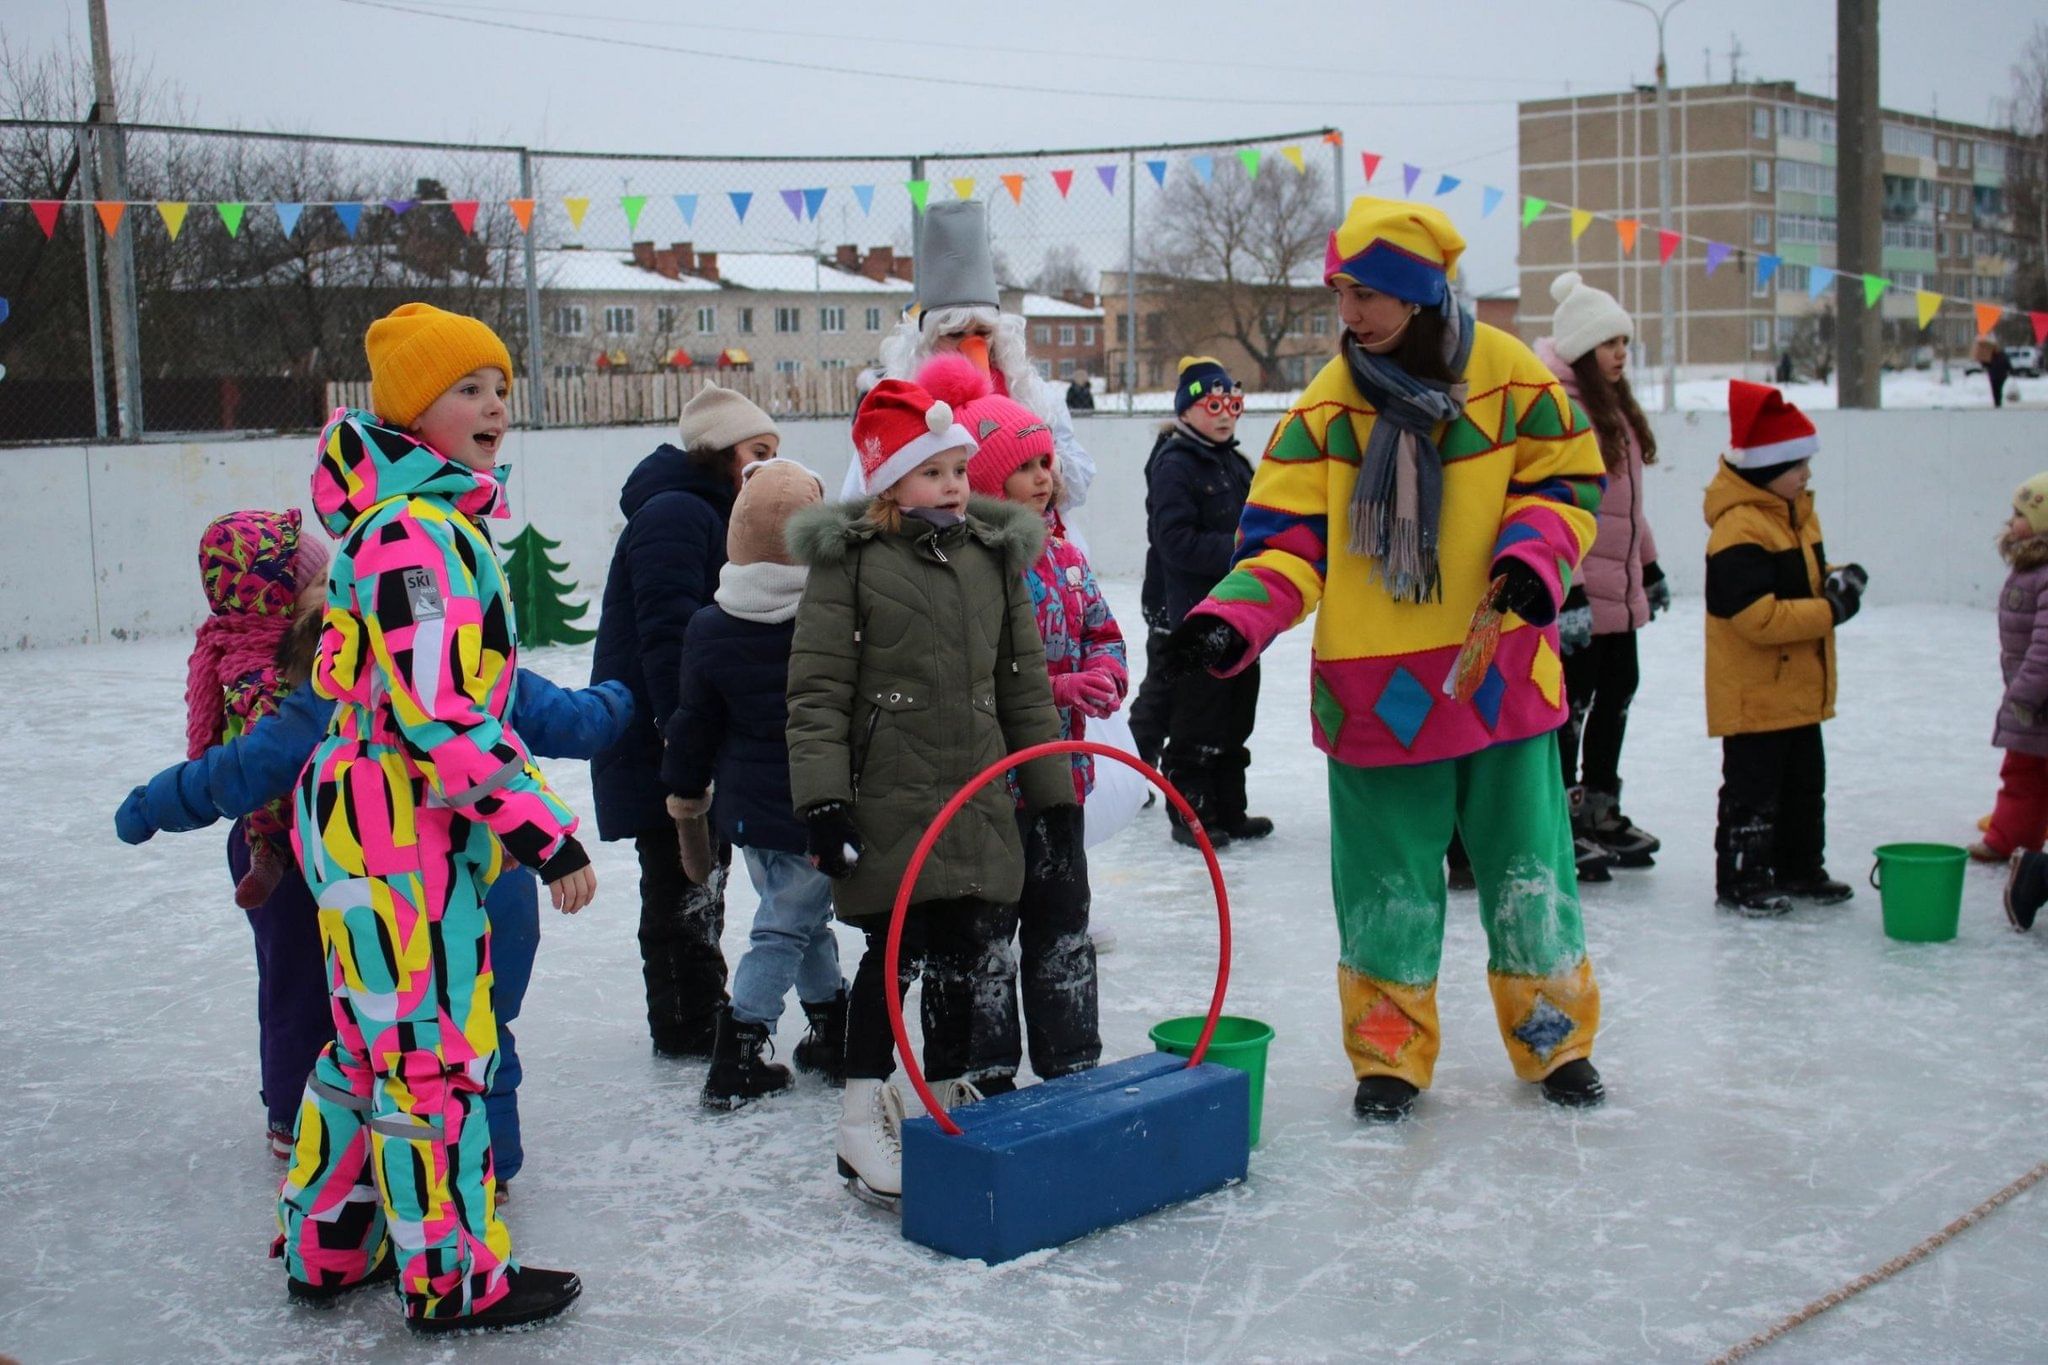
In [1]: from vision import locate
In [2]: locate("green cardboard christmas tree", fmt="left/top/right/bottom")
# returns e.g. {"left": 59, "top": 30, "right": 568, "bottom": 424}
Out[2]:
{"left": 502, "top": 523, "right": 596, "bottom": 645}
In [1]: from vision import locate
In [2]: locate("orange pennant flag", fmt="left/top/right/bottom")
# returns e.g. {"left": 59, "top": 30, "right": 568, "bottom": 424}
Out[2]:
{"left": 562, "top": 196, "right": 590, "bottom": 230}
{"left": 155, "top": 202, "right": 190, "bottom": 240}
{"left": 1321, "top": 130, "right": 1343, "bottom": 144}
{"left": 1975, "top": 302, "right": 2004, "bottom": 338}
{"left": 1000, "top": 173, "right": 1025, "bottom": 204}
{"left": 508, "top": 198, "right": 535, "bottom": 232}
{"left": 95, "top": 200, "right": 126, "bottom": 236}
{"left": 1614, "top": 218, "right": 1640, "bottom": 253}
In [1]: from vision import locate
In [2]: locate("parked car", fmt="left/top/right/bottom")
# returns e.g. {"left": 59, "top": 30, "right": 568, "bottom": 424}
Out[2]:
{"left": 1966, "top": 346, "right": 2041, "bottom": 378}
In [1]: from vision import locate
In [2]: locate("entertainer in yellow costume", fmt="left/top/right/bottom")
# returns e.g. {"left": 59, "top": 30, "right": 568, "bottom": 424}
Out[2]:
{"left": 1163, "top": 198, "right": 1610, "bottom": 1119}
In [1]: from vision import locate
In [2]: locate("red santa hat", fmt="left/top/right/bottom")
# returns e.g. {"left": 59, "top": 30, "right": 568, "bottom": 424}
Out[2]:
{"left": 1726, "top": 379, "right": 1819, "bottom": 470}
{"left": 916, "top": 354, "right": 1054, "bottom": 498}
{"left": 852, "top": 377, "right": 976, "bottom": 496}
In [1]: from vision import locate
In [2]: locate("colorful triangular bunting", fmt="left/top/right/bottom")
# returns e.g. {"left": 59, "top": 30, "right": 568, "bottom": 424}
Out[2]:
{"left": 155, "top": 202, "right": 189, "bottom": 240}
{"left": 951, "top": 177, "right": 976, "bottom": 201}
{"left": 1862, "top": 274, "right": 1888, "bottom": 309}
{"left": 1000, "top": 174, "right": 1025, "bottom": 204}
{"left": 1360, "top": 151, "right": 1381, "bottom": 182}
{"left": 729, "top": 190, "right": 753, "bottom": 222}
{"left": 1703, "top": 241, "right": 1732, "bottom": 275}
{"left": 1569, "top": 208, "right": 1592, "bottom": 242}
{"left": 1097, "top": 164, "right": 1118, "bottom": 194}
{"left": 30, "top": 200, "right": 61, "bottom": 238}
{"left": 1808, "top": 265, "right": 1836, "bottom": 299}
{"left": 673, "top": 193, "right": 698, "bottom": 226}
{"left": 780, "top": 188, "right": 804, "bottom": 221}
{"left": 1916, "top": 290, "right": 1944, "bottom": 329}
{"left": 334, "top": 203, "right": 362, "bottom": 237}
{"left": 1480, "top": 186, "right": 1503, "bottom": 219}
{"left": 275, "top": 202, "right": 304, "bottom": 237}
{"left": 905, "top": 180, "right": 929, "bottom": 213}
{"left": 1520, "top": 196, "right": 1547, "bottom": 228}
{"left": 1238, "top": 148, "right": 1261, "bottom": 179}
{"left": 851, "top": 185, "right": 874, "bottom": 216}
{"left": 1615, "top": 218, "right": 1640, "bottom": 253}
{"left": 383, "top": 199, "right": 415, "bottom": 216}
{"left": 1280, "top": 145, "right": 1305, "bottom": 173}
{"left": 508, "top": 198, "right": 534, "bottom": 232}
{"left": 216, "top": 202, "right": 246, "bottom": 237}
{"left": 1757, "top": 254, "right": 1782, "bottom": 289}
{"left": 803, "top": 187, "right": 827, "bottom": 220}
{"left": 562, "top": 196, "right": 590, "bottom": 229}
{"left": 1436, "top": 174, "right": 1461, "bottom": 197}
{"left": 1145, "top": 159, "right": 1167, "bottom": 186}
{"left": 449, "top": 200, "right": 480, "bottom": 234}
{"left": 1402, "top": 163, "right": 1421, "bottom": 196}
{"left": 2033, "top": 312, "right": 2048, "bottom": 346}
{"left": 621, "top": 194, "right": 647, "bottom": 232}
{"left": 1975, "top": 301, "right": 2003, "bottom": 337}
{"left": 1191, "top": 154, "right": 1213, "bottom": 184}
{"left": 94, "top": 201, "right": 125, "bottom": 236}
{"left": 1051, "top": 168, "right": 1074, "bottom": 198}
{"left": 1656, "top": 229, "right": 1680, "bottom": 264}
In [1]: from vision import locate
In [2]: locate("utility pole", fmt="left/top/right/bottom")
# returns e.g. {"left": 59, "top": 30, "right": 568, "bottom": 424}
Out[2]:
{"left": 88, "top": 0, "right": 143, "bottom": 438}
{"left": 1835, "top": 0, "right": 1882, "bottom": 407}
{"left": 1613, "top": 0, "right": 1687, "bottom": 411}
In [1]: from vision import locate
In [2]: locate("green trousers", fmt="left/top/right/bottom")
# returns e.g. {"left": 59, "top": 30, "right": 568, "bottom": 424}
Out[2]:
{"left": 1327, "top": 734, "right": 1599, "bottom": 1087}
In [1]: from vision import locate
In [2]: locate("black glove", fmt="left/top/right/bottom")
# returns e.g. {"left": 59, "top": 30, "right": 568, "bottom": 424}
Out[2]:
{"left": 1644, "top": 561, "right": 1671, "bottom": 619}
{"left": 1156, "top": 617, "right": 1248, "bottom": 684}
{"left": 1492, "top": 559, "right": 1553, "bottom": 625}
{"left": 1824, "top": 564, "right": 1867, "bottom": 625}
{"left": 805, "top": 800, "right": 863, "bottom": 879}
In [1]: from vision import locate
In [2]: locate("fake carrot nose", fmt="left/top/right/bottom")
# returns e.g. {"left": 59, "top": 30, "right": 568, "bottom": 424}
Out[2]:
{"left": 959, "top": 334, "right": 991, "bottom": 373}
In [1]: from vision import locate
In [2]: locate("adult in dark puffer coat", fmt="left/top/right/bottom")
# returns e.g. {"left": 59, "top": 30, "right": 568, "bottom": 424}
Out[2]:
{"left": 591, "top": 382, "right": 782, "bottom": 1057}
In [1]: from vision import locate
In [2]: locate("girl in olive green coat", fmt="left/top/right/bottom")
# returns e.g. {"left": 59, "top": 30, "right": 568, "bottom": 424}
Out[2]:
{"left": 786, "top": 378, "right": 1069, "bottom": 1208}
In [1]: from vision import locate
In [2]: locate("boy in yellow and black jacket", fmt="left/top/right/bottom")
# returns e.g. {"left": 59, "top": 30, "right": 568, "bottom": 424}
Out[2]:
{"left": 1704, "top": 381, "right": 1867, "bottom": 916}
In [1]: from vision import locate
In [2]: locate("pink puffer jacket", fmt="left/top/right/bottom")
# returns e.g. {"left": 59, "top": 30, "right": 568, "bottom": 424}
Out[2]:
{"left": 1537, "top": 336, "right": 1658, "bottom": 635}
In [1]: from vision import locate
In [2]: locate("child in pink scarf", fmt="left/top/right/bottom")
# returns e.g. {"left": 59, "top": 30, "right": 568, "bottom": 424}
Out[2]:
{"left": 183, "top": 508, "right": 329, "bottom": 908}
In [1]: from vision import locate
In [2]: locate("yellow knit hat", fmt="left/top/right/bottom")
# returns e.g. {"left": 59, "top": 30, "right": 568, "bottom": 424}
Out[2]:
{"left": 1324, "top": 196, "right": 1466, "bottom": 306}
{"left": 365, "top": 302, "right": 515, "bottom": 428}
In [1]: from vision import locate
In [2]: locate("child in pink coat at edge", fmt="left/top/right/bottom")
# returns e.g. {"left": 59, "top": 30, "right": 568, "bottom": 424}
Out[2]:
{"left": 920, "top": 354, "right": 1128, "bottom": 1091}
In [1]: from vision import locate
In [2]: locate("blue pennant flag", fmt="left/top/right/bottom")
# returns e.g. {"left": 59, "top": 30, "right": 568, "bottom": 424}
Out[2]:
{"left": 1480, "top": 186, "right": 1503, "bottom": 218}
{"left": 853, "top": 184, "right": 876, "bottom": 215}
{"left": 1808, "top": 265, "right": 1836, "bottom": 299}
{"left": 803, "top": 187, "right": 827, "bottom": 220}
{"left": 1435, "top": 174, "right": 1461, "bottom": 197}
{"left": 1757, "top": 254, "right": 1782, "bottom": 288}
{"left": 729, "top": 190, "right": 753, "bottom": 223}
{"left": 673, "top": 193, "right": 698, "bottom": 226}
{"left": 274, "top": 202, "right": 304, "bottom": 237}
{"left": 1145, "top": 159, "right": 1167, "bottom": 186}
{"left": 333, "top": 203, "right": 363, "bottom": 237}
{"left": 1191, "top": 154, "right": 1214, "bottom": 183}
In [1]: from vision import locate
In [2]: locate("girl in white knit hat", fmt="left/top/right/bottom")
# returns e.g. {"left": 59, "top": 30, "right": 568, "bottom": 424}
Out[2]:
{"left": 1535, "top": 270, "right": 1667, "bottom": 879}
{"left": 590, "top": 381, "right": 782, "bottom": 1059}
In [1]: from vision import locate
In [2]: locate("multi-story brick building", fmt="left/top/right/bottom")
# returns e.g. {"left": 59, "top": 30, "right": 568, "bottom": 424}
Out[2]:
{"left": 1009, "top": 291, "right": 1107, "bottom": 384}
{"left": 1518, "top": 81, "right": 2030, "bottom": 376}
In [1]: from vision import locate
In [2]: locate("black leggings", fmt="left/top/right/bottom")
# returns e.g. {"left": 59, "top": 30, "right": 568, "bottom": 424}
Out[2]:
{"left": 842, "top": 898, "right": 1009, "bottom": 1082}
{"left": 1558, "top": 630, "right": 1640, "bottom": 793}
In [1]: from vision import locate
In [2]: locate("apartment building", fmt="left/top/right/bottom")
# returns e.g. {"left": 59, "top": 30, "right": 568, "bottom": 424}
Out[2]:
{"left": 1518, "top": 81, "right": 2032, "bottom": 375}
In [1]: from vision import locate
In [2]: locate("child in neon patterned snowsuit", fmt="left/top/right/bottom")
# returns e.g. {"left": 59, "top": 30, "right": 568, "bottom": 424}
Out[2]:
{"left": 279, "top": 303, "right": 590, "bottom": 1334}
{"left": 1168, "top": 197, "right": 1609, "bottom": 1119}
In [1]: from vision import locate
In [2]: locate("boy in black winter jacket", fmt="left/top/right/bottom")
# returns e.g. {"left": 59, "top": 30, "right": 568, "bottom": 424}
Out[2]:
{"left": 663, "top": 459, "right": 847, "bottom": 1110}
{"left": 1134, "top": 356, "right": 1271, "bottom": 847}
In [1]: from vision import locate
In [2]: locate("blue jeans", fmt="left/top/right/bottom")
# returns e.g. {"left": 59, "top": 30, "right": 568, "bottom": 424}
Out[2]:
{"left": 729, "top": 847, "right": 843, "bottom": 1028}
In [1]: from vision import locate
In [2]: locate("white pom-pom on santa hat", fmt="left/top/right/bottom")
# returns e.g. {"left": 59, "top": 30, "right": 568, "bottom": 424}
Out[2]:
{"left": 851, "top": 378, "right": 976, "bottom": 496}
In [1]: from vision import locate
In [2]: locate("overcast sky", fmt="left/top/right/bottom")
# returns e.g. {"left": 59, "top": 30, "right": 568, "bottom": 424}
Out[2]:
{"left": 12, "top": 0, "right": 2042, "bottom": 293}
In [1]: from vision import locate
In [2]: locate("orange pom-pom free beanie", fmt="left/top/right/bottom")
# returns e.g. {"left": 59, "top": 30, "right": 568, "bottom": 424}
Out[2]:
{"left": 365, "top": 302, "right": 514, "bottom": 428}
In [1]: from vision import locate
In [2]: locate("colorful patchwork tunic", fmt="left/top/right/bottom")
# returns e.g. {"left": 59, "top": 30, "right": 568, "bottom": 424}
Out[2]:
{"left": 1186, "top": 326, "right": 1609, "bottom": 1090}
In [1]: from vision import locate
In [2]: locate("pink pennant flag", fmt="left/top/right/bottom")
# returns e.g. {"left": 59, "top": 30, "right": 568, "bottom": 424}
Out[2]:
{"left": 1051, "top": 168, "right": 1074, "bottom": 198}
{"left": 1361, "top": 152, "right": 1381, "bottom": 183}
{"left": 449, "top": 201, "right": 480, "bottom": 234}
{"left": 1657, "top": 229, "right": 1681, "bottom": 264}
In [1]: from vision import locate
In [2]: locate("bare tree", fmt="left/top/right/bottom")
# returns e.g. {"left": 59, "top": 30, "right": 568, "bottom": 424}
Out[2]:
{"left": 1139, "top": 159, "right": 1331, "bottom": 389}
{"left": 2005, "top": 23, "right": 2048, "bottom": 316}
{"left": 1031, "top": 242, "right": 1094, "bottom": 299}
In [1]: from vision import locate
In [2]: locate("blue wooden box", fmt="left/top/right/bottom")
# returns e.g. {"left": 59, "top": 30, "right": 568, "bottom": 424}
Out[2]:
{"left": 899, "top": 1051, "right": 1250, "bottom": 1263}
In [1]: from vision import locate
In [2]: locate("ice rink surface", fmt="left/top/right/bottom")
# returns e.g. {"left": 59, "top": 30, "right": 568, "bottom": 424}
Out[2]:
{"left": 4, "top": 587, "right": 2044, "bottom": 1363}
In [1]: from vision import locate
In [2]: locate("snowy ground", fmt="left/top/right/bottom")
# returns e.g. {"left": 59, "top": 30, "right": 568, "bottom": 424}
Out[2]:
{"left": 5, "top": 585, "right": 2047, "bottom": 1364}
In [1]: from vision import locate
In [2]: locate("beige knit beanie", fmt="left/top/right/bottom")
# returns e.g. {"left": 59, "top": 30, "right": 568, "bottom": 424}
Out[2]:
{"left": 678, "top": 381, "right": 778, "bottom": 454}
{"left": 1548, "top": 271, "right": 1634, "bottom": 365}
{"left": 727, "top": 458, "right": 824, "bottom": 566}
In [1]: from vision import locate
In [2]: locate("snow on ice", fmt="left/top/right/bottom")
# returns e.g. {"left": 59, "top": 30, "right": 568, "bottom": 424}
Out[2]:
{"left": 3, "top": 585, "right": 2046, "bottom": 1362}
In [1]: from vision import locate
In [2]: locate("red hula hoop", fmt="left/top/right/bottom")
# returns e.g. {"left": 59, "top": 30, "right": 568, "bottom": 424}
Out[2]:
{"left": 883, "top": 739, "right": 1232, "bottom": 1137}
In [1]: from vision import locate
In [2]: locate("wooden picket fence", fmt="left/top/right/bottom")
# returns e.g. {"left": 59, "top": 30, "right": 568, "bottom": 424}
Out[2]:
{"left": 326, "top": 366, "right": 868, "bottom": 428}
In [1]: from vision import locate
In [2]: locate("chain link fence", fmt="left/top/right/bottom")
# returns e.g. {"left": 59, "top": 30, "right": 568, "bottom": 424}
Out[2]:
{"left": 0, "top": 119, "right": 1342, "bottom": 443}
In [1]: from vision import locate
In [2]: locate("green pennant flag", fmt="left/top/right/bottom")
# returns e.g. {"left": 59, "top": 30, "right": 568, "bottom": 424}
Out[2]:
{"left": 1862, "top": 274, "right": 1889, "bottom": 308}
{"left": 1520, "top": 196, "right": 1547, "bottom": 228}
{"left": 1237, "top": 147, "right": 1262, "bottom": 179}
{"left": 620, "top": 194, "right": 647, "bottom": 232}
{"left": 216, "top": 202, "right": 247, "bottom": 237}
{"left": 906, "top": 179, "right": 930, "bottom": 213}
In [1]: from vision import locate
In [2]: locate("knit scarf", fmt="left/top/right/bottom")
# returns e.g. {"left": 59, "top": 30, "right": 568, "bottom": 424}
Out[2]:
{"left": 184, "top": 613, "right": 293, "bottom": 759}
{"left": 715, "top": 560, "right": 809, "bottom": 623}
{"left": 1342, "top": 296, "right": 1476, "bottom": 604}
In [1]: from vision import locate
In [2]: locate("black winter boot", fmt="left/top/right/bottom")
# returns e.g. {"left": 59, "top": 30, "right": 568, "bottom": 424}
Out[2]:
{"left": 1352, "top": 1075, "right": 1419, "bottom": 1121}
{"left": 793, "top": 988, "right": 848, "bottom": 1087}
{"left": 1776, "top": 871, "right": 1853, "bottom": 905}
{"left": 2006, "top": 850, "right": 2048, "bottom": 931}
{"left": 701, "top": 1005, "right": 793, "bottom": 1112}
{"left": 1540, "top": 1058, "right": 1606, "bottom": 1108}
{"left": 406, "top": 1266, "right": 582, "bottom": 1336}
{"left": 1584, "top": 785, "right": 1659, "bottom": 867}
{"left": 1163, "top": 746, "right": 1232, "bottom": 851}
{"left": 1218, "top": 747, "right": 1274, "bottom": 840}
{"left": 1716, "top": 806, "right": 1791, "bottom": 917}
{"left": 1569, "top": 788, "right": 1617, "bottom": 884}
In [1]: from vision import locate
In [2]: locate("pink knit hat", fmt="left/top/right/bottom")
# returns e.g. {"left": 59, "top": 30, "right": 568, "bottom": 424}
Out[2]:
{"left": 917, "top": 354, "right": 1053, "bottom": 498}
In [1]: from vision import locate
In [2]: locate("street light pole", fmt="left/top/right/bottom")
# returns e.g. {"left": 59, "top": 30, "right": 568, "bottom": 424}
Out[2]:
{"left": 1613, "top": 0, "right": 1688, "bottom": 412}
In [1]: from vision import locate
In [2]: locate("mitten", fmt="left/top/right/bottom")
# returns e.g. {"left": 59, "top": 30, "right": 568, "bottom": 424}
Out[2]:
{"left": 1157, "top": 617, "right": 1247, "bottom": 683}
{"left": 805, "top": 801, "right": 863, "bottom": 879}
{"left": 2008, "top": 699, "right": 2039, "bottom": 728}
{"left": 1491, "top": 559, "right": 1554, "bottom": 625}
{"left": 1644, "top": 562, "right": 1671, "bottom": 618}
{"left": 1823, "top": 566, "right": 1864, "bottom": 624}
{"left": 115, "top": 786, "right": 156, "bottom": 845}
{"left": 1052, "top": 671, "right": 1121, "bottom": 718}
{"left": 1558, "top": 603, "right": 1594, "bottom": 655}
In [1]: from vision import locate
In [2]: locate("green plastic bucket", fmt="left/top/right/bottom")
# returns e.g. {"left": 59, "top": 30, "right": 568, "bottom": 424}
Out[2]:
{"left": 1870, "top": 842, "right": 1967, "bottom": 943}
{"left": 1149, "top": 1014, "right": 1275, "bottom": 1147}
